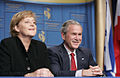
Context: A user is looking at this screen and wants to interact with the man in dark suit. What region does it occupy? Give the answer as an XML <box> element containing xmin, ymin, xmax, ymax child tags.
<box><xmin>48</xmin><ymin>20</ymin><xmax>103</xmax><ymax>77</ymax></box>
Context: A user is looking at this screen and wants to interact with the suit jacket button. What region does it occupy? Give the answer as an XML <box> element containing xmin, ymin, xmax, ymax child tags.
<box><xmin>27</xmin><ymin>67</ymin><xmax>31</xmax><ymax>70</ymax></box>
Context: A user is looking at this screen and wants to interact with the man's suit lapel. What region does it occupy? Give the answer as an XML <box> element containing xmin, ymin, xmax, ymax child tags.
<box><xmin>76</xmin><ymin>48</ymin><xmax>84</xmax><ymax>69</ymax></box>
<box><xmin>59</xmin><ymin>44</ymin><xmax>70</xmax><ymax>70</ymax></box>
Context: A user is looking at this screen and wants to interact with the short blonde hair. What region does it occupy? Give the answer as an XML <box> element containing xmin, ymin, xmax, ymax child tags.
<box><xmin>10</xmin><ymin>10</ymin><xmax>36</xmax><ymax>37</ymax></box>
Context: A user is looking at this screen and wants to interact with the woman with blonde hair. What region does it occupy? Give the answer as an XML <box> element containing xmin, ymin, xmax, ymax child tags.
<box><xmin>0</xmin><ymin>10</ymin><xmax>54</xmax><ymax>77</ymax></box>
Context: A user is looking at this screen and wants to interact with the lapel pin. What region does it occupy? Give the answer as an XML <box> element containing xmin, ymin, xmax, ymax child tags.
<box><xmin>82</xmin><ymin>57</ymin><xmax>84</xmax><ymax>60</ymax></box>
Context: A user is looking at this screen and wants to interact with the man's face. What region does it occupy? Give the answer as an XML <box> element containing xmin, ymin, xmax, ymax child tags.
<box><xmin>62</xmin><ymin>24</ymin><xmax>82</xmax><ymax>52</ymax></box>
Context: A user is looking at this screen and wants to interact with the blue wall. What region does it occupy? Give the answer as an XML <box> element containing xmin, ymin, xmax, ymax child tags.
<box><xmin>0</xmin><ymin>0</ymin><xmax>96</xmax><ymax>60</ymax></box>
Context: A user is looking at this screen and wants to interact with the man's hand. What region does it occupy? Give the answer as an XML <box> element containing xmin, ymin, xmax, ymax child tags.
<box><xmin>82</xmin><ymin>65</ymin><xmax>103</xmax><ymax>76</ymax></box>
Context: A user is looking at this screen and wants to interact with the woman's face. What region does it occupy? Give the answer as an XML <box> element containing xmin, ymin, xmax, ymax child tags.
<box><xmin>15</xmin><ymin>17</ymin><xmax>37</xmax><ymax>38</ymax></box>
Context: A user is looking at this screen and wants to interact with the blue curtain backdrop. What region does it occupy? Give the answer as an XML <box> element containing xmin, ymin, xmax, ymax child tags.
<box><xmin>0</xmin><ymin>0</ymin><xmax>96</xmax><ymax>60</ymax></box>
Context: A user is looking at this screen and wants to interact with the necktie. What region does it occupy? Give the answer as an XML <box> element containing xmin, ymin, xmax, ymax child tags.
<box><xmin>70</xmin><ymin>53</ymin><xmax>77</xmax><ymax>71</ymax></box>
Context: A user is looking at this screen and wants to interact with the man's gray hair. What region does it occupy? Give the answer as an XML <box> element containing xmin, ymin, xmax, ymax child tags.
<box><xmin>60</xmin><ymin>20</ymin><xmax>82</xmax><ymax>34</ymax></box>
